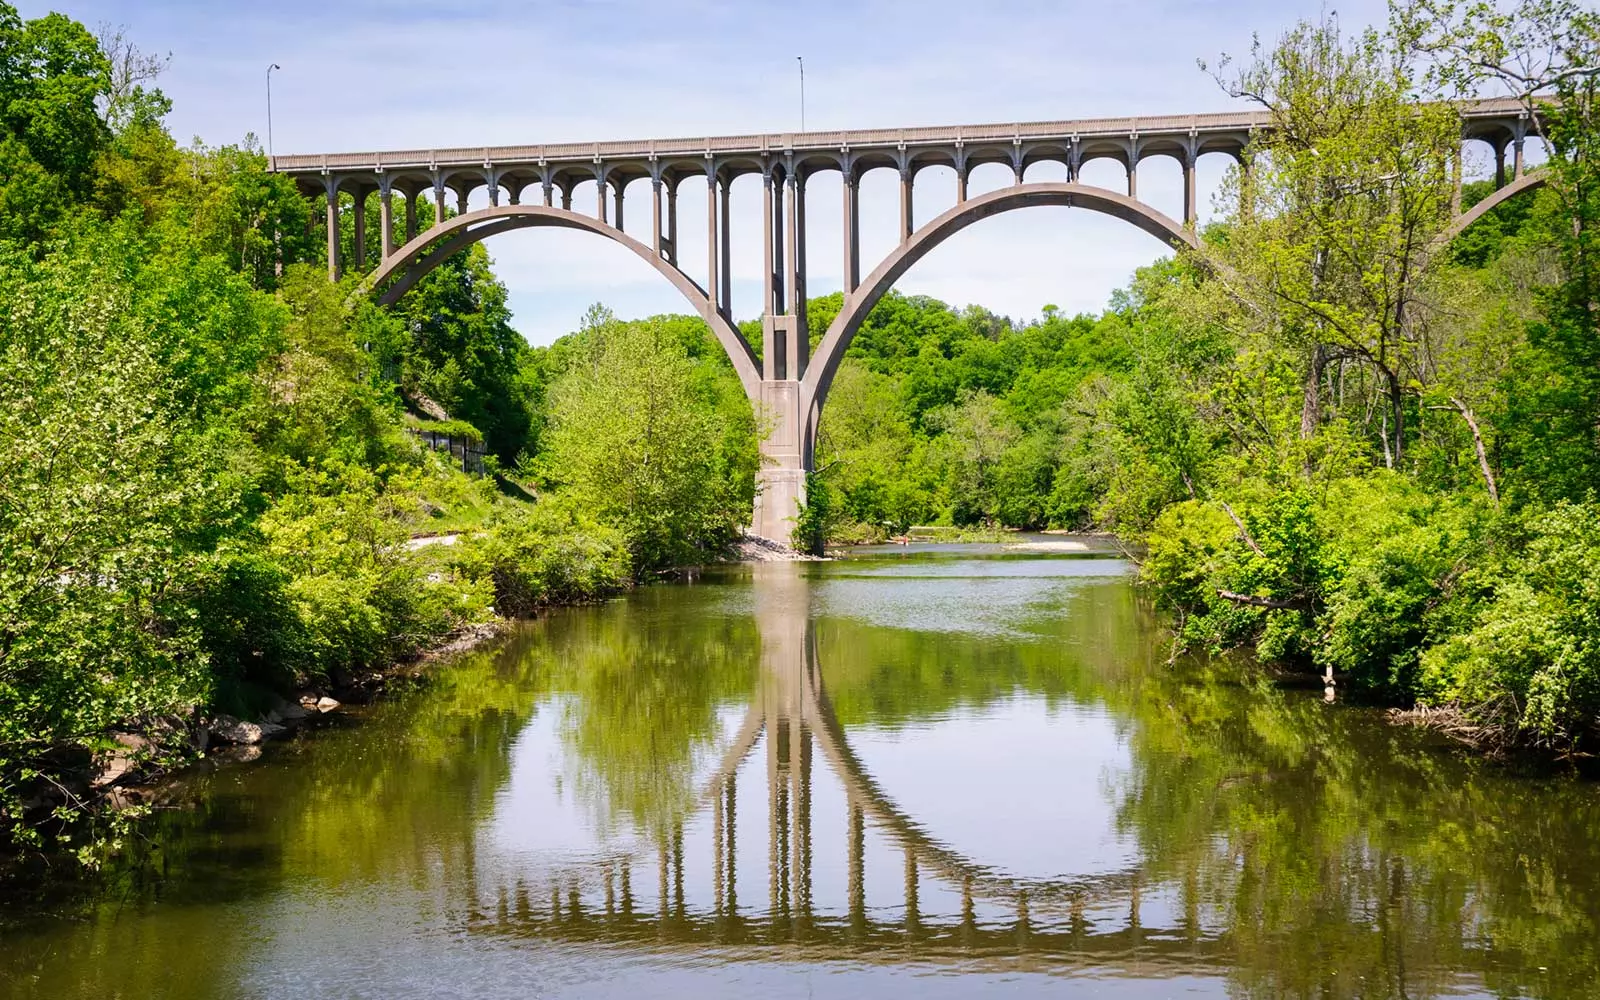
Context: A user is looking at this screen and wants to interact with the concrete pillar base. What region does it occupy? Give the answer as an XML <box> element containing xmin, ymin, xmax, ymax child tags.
<box><xmin>751</xmin><ymin>378</ymin><xmax>812</xmax><ymax>543</ymax></box>
<box><xmin>753</xmin><ymin>466</ymin><xmax>807</xmax><ymax>544</ymax></box>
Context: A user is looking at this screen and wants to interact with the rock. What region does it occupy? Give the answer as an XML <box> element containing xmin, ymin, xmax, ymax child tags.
<box><xmin>91</xmin><ymin>753</ymin><xmax>136</xmax><ymax>789</ymax></box>
<box><xmin>208</xmin><ymin>715</ymin><xmax>265</xmax><ymax>745</ymax></box>
<box><xmin>315</xmin><ymin>696</ymin><xmax>341</xmax><ymax>713</ymax></box>
<box><xmin>113</xmin><ymin>732</ymin><xmax>152</xmax><ymax>753</ymax></box>
<box><xmin>257</xmin><ymin>721</ymin><xmax>287</xmax><ymax>741</ymax></box>
<box><xmin>91</xmin><ymin>732</ymin><xmax>153</xmax><ymax>789</ymax></box>
<box><xmin>266</xmin><ymin>701</ymin><xmax>311</xmax><ymax>726</ymax></box>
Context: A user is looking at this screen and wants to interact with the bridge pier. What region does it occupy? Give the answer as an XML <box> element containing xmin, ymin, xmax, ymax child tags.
<box><xmin>753</xmin><ymin>379</ymin><xmax>811</xmax><ymax>543</ymax></box>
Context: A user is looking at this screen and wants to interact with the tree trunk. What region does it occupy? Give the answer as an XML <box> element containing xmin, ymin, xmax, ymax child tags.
<box><xmin>1450</xmin><ymin>397</ymin><xmax>1500</xmax><ymax>506</ymax></box>
<box><xmin>1300</xmin><ymin>343</ymin><xmax>1328</xmax><ymax>442</ymax></box>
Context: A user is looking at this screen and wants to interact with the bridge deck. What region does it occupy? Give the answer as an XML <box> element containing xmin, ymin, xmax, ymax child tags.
<box><xmin>269</xmin><ymin>97</ymin><xmax>1530</xmax><ymax>178</ymax></box>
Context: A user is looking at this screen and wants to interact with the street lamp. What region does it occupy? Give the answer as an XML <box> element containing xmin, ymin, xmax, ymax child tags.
<box><xmin>266</xmin><ymin>63</ymin><xmax>281</xmax><ymax>161</ymax></box>
<box><xmin>797</xmin><ymin>56</ymin><xmax>805</xmax><ymax>133</ymax></box>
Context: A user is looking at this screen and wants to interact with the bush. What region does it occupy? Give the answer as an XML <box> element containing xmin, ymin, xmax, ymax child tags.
<box><xmin>1420</xmin><ymin>501</ymin><xmax>1600</xmax><ymax>746</ymax></box>
<box><xmin>458</xmin><ymin>495</ymin><xmax>630</xmax><ymax>617</ymax></box>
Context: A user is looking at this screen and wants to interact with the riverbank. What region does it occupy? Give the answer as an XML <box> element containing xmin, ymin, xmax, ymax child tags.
<box><xmin>10</xmin><ymin>530</ymin><xmax>815</xmax><ymax>855</ymax></box>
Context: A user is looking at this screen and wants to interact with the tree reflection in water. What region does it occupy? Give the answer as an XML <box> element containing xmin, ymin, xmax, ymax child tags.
<box><xmin>4</xmin><ymin>556</ymin><xmax>1599</xmax><ymax>1000</ymax></box>
<box><xmin>479</xmin><ymin>562</ymin><xmax>1600</xmax><ymax>999</ymax></box>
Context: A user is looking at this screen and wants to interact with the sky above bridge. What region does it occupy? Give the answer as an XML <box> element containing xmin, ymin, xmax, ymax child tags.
<box><xmin>33</xmin><ymin>0</ymin><xmax>1414</xmax><ymax>344</ymax></box>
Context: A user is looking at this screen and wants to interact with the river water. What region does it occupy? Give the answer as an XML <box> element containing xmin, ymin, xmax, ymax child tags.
<box><xmin>3</xmin><ymin>546</ymin><xmax>1598</xmax><ymax>998</ymax></box>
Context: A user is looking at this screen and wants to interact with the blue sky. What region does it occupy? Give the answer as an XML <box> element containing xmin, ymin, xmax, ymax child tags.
<box><xmin>29</xmin><ymin>0</ymin><xmax>1401</xmax><ymax>344</ymax></box>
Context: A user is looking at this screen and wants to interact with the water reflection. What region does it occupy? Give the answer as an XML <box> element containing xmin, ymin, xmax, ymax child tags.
<box><xmin>4</xmin><ymin>554</ymin><xmax>1600</xmax><ymax>999</ymax></box>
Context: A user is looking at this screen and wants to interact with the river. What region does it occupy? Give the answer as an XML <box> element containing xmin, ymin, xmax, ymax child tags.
<box><xmin>2</xmin><ymin>545</ymin><xmax>1598</xmax><ymax>998</ymax></box>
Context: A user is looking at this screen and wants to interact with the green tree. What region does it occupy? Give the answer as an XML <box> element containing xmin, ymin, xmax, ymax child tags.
<box><xmin>536</xmin><ymin>310</ymin><xmax>757</xmax><ymax>574</ymax></box>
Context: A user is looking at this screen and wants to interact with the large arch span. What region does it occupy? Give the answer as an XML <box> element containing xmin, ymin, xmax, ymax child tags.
<box><xmin>802</xmin><ymin>182</ymin><xmax>1198</xmax><ymax>418</ymax></box>
<box><xmin>363</xmin><ymin>204</ymin><xmax>762</xmax><ymax>396</ymax></box>
<box><xmin>1435</xmin><ymin>167</ymin><xmax>1549</xmax><ymax>249</ymax></box>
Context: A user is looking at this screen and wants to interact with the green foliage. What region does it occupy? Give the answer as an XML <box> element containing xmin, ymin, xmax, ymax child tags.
<box><xmin>456</xmin><ymin>496</ymin><xmax>629</xmax><ymax>616</ymax></box>
<box><xmin>790</xmin><ymin>471</ymin><xmax>835</xmax><ymax>555</ymax></box>
<box><xmin>1421</xmin><ymin>501</ymin><xmax>1600</xmax><ymax>745</ymax></box>
<box><xmin>533</xmin><ymin>309</ymin><xmax>757</xmax><ymax>576</ymax></box>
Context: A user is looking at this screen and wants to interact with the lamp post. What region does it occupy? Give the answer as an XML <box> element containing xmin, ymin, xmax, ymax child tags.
<box><xmin>266</xmin><ymin>63</ymin><xmax>281</xmax><ymax>161</ymax></box>
<box><xmin>797</xmin><ymin>56</ymin><xmax>805</xmax><ymax>133</ymax></box>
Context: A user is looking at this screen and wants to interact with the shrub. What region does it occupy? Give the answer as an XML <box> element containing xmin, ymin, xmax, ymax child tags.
<box><xmin>459</xmin><ymin>495</ymin><xmax>630</xmax><ymax>617</ymax></box>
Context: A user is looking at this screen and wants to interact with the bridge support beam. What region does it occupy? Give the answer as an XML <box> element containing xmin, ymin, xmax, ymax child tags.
<box><xmin>353</xmin><ymin>187</ymin><xmax>367</xmax><ymax>272</ymax></box>
<box><xmin>666</xmin><ymin>177</ymin><xmax>679</xmax><ymax>265</ymax></box>
<box><xmin>719</xmin><ymin>178</ymin><xmax>733</xmax><ymax>316</ymax></box>
<box><xmin>1183</xmin><ymin>155</ymin><xmax>1197</xmax><ymax>228</ymax></box>
<box><xmin>325</xmin><ymin>186</ymin><xmax>340</xmax><ymax>281</ymax></box>
<box><xmin>786</xmin><ymin>173</ymin><xmax>808</xmax><ymax>374</ymax></box>
<box><xmin>707</xmin><ymin>172</ymin><xmax>721</xmax><ymax>317</ymax></box>
<box><xmin>899</xmin><ymin>168</ymin><xmax>914</xmax><ymax>241</ymax></box>
<box><xmin>379</xmin><ymin>180</ymin><xmax>395</xmax><ymax>259</ymax></box>
<box><xmin>651</xmin><ymin>178</ymin><xmax>662</xmax><ymax>257</ymax></box>
<box><xmin>843</xmin><ymin>175</ymin><xmax>859</xmax><ymax>293</ymax></box>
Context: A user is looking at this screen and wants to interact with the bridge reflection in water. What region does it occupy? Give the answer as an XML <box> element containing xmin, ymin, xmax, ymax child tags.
<box><xmin>467</xmin><ymin>563</ymin><xmax>1212</xmax><ymax>972</ymax></box>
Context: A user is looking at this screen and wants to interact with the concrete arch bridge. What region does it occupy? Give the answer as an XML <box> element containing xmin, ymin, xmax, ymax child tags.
<box><xmin>271</xmin><ymin>98</ymin><xmax>1542</xmax><ymax>539</ymax></box>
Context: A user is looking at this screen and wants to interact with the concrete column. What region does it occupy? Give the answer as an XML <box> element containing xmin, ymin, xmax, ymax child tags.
<box><xmin>596</xmin><ymin>172</ymin><xmax>608</xmax><ymax>223</ymax></box>
<box><xmin>1012</xmin><ymin>158</ymin><xmax>1025</xmax><ymax>185</ymax></box>
<box><xmin>651</xmin><ymin>178</ymin><xmax>663</xmax><ymax>257</ymax></box>
<box><xmin>487</xmin><ymin>180</ymin><xmax>500</xmax><ymax>208</ymax></box>
<box><xmin>1238</xmin><ymin>155</ymin><xmax>1252</xmax><ymax>221</ymax></box>
<box><xmin>433</xmin><ymin>178</ymin><xmax>446</xmax><ymax>226</ymax></box>
<box><xmin>718</xmin><ymin>176</ymin><xmax>732</xmax><ymax>316</ymax></box>
<box><xmin>561</xmin><ymin>184</ymin><xmax>572</xmax><ymax>211</ymax></box>
<box><xmin>612</xmin><ymin>181</ymin><xmax>624</xmax><ymax>230</ymax></box>
<box><xmin>325</xmin><ymin>186</ymin><xmax>341</xmax><ymax>282</ymax></box>
<box><xmin>1451</xmin><ymin>148</ymin><xmax>1463</xmax><ymax>216</ymax></box>
<box><xmin>899</xmin><ymin>167</ymin><xmax>914</xmax><ymax>241</ymax></box>
<box><xmin>404</xmin><ymin>191</ymin><xmax>417</xmax><ymax>243</ymax></box>
<box><xmin>762</xmin><ymin>173</ymin><xmax>778</xmax><ymax>380</ymax></box>
<box><xmin>842</xmin><ymin>173</ymin><xmax>860</xmax><ymax>293</ymax></box>
<box><xmin>772</xmin><ymin>172</ymin><xmax>785</xmax><ymax>315</ymax></box>
<box><xmin>1493</xmin><ymin>141</ymin><xmax>1507</xmax><ymax>189</ymax></box>
<box><xmin>457</xmin><ymin>189</ymin><xmax>469</xmax><ymax>216</ymax></box>
<box><xmin>666</xmin><ymin>179</ymin><xmax>679</xmax><ymax>265</ymax></box>
<box><xmin>706</xmin><ymin>172</ymin><xmax>720</xmax><ymax>314</ymax></box>
<box><xmin>1514</xmin><ymin>136</ymin><xmax>1526</xmax><ymax>178</ymax></box>
<box><xmin>379</xmin><ymin>180</ymin><xmax>395</xmax><ymax>259</ymax></box>
<box><xmin>956</xmin><ymin>168</ymin><xmax>968</xmax><ymax>203</ymax></box>
<box><xmin>507</xmin><ymin>184</ymin><xmax>520</xmax><ymax>206</ymax></box>
<box><xmin>542</xmin><ymin>179</ymin><xmax>553</xmax><ymax>207</ymax></box>
<box><xmin>786</xmin><ymin>173</ymin><xmax>808</xmax><ymax>378</ymax></box>
<box><xmin>1183</xmin><ymin>155</ymin><xmax>1197</xmax><ymax>228</ymax></box>
<box><xmin>1127</xmin><ymin>157</ymin><xmax>1138</xmax><ymax>198</ymax></box>
<box><xmin>762</xmin><ymin>173</ymin><xmax>777</xmax><ymax>319</ymax></box>
<box><xmin>353</xmin><ymin>187</ymin><xmax>367</xmax><ymax>272</ymax></box>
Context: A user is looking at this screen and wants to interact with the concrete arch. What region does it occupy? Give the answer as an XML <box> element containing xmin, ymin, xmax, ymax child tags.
<box><xmin>1435</xmin><ymin>167</ymin><xmax>1548</xmax><ymax>248</ymax></box>
<box><xmin>363</xmin><ymin>204</ymin><xmax>761</xmax><ymax>395</ymax></box>
<box><xmin>802</xmin><ymin>182</ymin><xmax>1198</xmax><ymax>411</ymax></box>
